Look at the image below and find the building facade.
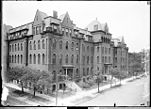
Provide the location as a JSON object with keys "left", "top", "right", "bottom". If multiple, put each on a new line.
{"left": 6, "top": 10, "right": 129, "bottom": 91}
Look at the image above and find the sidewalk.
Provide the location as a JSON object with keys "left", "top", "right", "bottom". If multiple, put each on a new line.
{"left": 5, "top": 74, "right": 143, "bottom": 106}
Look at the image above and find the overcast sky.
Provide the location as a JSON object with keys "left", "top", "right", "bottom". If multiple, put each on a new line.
{"left": 2, "top": 1, "right": 150, "bottom": 52}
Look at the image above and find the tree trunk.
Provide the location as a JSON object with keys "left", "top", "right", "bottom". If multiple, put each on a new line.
{"left": 21, "top": 81, "right": 24, "bottom": 92}
{"left": 98, "top": 79, "right": 99, "bottom": 93}
{"left": 33, "top": 86, "right": 36, "bottom": 96}
{"left": 110, "top": 76, "right": 113, "bottom": 87}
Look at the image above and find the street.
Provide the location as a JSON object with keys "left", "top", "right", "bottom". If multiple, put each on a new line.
{"left": 77, "top": 75, "right": 150, "bottom": 106}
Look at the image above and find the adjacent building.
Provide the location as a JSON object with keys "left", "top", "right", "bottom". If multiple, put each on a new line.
{"left": 6, "top": 9, "right": 129, "bottom": 91}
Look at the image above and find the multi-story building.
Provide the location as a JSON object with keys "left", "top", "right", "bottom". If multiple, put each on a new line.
{"left": 112, "top": 37, "right": 129, "bottom": 73}
{"left": 6, "top": 9, "right": 129, "bottom": 91}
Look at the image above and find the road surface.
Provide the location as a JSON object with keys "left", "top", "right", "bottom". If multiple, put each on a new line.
{"left": 78, "top": 75, "right": 150, "bottom": 106}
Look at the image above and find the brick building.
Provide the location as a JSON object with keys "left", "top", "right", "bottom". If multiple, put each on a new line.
{"left": 6, "top": 10, "right": 129, "bottom": 91}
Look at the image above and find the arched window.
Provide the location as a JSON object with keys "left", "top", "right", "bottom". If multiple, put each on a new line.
{"left": 18, "top": 55, "right": 19, "bottom": 63}
{"left": 59, "top": 40, "right": 62, "bottom": 49}
{"left": 97, "top": 46, "right": 99, "bottom": 52}
{"left": 52, "top": 39, "right": 56, "bottom": 49}
{"left": 15, "top": 55, "right": 16, "bottom": 63}
{"left": 66, "top": 41, "right": 68, "bottom": 50}
{"left": 21, "top": 43, "right": 23, "bottom": 51}
{"left": 59, "top": 54, "right": 63, "bottom": 65}
{"left": 71, "top": 55, "right": 74, "bottom": 64}
{"left": 52, "top": 54, "right": 56, "bottom": 64}
{"left": 42, "top": 39, "right": 45, "bottom": 49}
{"left": 87, "top": 56, "right": 89, "bottom": 64}
{"left": 91, "top": 56, "right": 93, "bottom": 64}
{"left": 38, "top": 54, "right": 40, "bottom": 64}
{"left": 15, "top": 44, "right": 17, "bottom": 51}
{"left": 97, "top": 56, "right": 99, "bottom": 64}
{"left": 76, "top": 55, "right": 79, "bottom": 64}
{"left": 65, "top": 55, "right": 68, "bottom": 64}
{"left": 38, "top": 40, "right": 40, "bottom": 49}
{"left": 33, "top": 54, "right": 36, "bottom": 64}
{"left": 82, "top": 44, "right": 85, "bottom": 52}
{"left": 12, "top": 44, "right": 14, "bottom": 52}
{"left": 87, "top": 68, "right": 89, "bottom": 75}
{"left": 18, "top": 43, "right": 19, "bottom": 51}
{"left": 52, "top": 71, "right": 56, "bottom": 81}
{"left": 29, "top": 41, "right": 32, "bottom": 50}
{"left": 34, "top": 41, "right": 36, "bottom": 50}
{"left": 29, "top": 54, "right": 32, "bottom": 64}
{"left": 71, "top": 42, "right": 74, "bottom": 51}
{"left": 76, "top": 69, "right": 79, "bottom": 77}
{"left": 21, "top": 55, "right": 23, "bottom": 64}
{"left": 12, "top": 55, "right": 14, "bottom": 63}
{"left": 87, "top": 46, "right": 89, "bottom": 52}
{"left": 42, "top": 54, "right": 45, "bottom": 64}
{"left": 83, "top": 68, "right": 85, "bottom": 76}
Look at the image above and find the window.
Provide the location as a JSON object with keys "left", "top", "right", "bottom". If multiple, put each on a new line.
{"left": 34, "top": 41, "right": 36, "bottom": 50}
{"left": 18, "top": 55, "right": 19, "bottom": 63}
{"left": 71, "top": 42, "right": 74, "bottom": 51}
{"left": 29, "top": 41, "right": 32, "bottom": 50}
{"left": 102, "top": 47, "right": 104, "bottom": 54}
{"left": 20, "top": 43, "right": 23, "bottom": 51}
{"left": 29, "top": 54, "right": 32, "bottom": 64}
{"left": 21, "top": 55, "right": 23, "bottom": 64}
{"left": 62, "top": 28, "right": 64, "bottom": 35}
{"left": 15, "top": 55, "right": 16, "bottom": 63}
{"left": 53, "top": 39, "right": 56, "bottom": 49}
{"left": 83, "top": 56, "right": 85, "bottom": 65}
{"left": 76, "top": 55, "right": 79, "bottom": 64}
{"left": 65, "top": 55, "right": 68, "bottom": 64}
{"left": 71, "top": 55, "right": 74, "bottom": 64}
{"left": 102, "top": 56, "right": 104, "bottom": 63}
{"left": 105, "top": 47, "right": 107, "bottom": 54}
{"left": 12, "top": 44, "right": 14, "bottom": 52}
{"left": 15, "top": 44, "right": 17, "bottom": 51}
{"left": 83, "top": 68, "right": 85, "bottom": 76}
{"left": 33, "top": 54, "right": 36, "bottom": 64}
{"left": 94, "top": 25, "right": 98, "bottom": 31}
{"left": 87, "top": 68, "right": 89, "bottom": 75}
{"left": 9, "top": 55, "right": 11, "bottom": 63}
{"left": 42, "top": 54, "right": 45, "bottom": 64}
{"left": 39, "top": 26, "right": 41, "bottom": 34}
{"left": 59, "top": 40, "right": 62, "bottom": 49}
{"left": 109, "top": 48, "right": 110, "bottom": 54}
{"left": 33, "top": 27, "right": 35, "bottom": 35}
{"left": 18, "top": 43, "right": 19, "bottom": 51}
{"left": 66, "top": 28, "right": 68, "bottom": 36}
{"left": 87, "top": 56, "right": 89, "bottom": 64}
{"left": 76, "top": 43, "right": 79, "bottom": 50}
{"left": 52, "top": 54, "right": 56, "bottom": 64}
{"left": 36, "top": 26, "right": 38, "bottom": 35}
{"left": 97, "top": 56, "right": 99, "bottom": 64}
{"left": 87, "top": 46, "right": 89, "bottom": 52}
{"left": 59, "top": 54, "right": 63, "bottom": 65}
{"left": 52, "top": 71, "right": 56, "bottom": 81}
{"left": 91, "top": 56, "right": 93, "bottom": 64}
{"left": 42, "top": 39, "right": 45, "bottom": 49}
{"left": 109, "top": 57, "right": 111, "bottom": 63}
{"left": 97, "top": 46, "right": 99, "bottom": 52}
{"left": 76, "top": 69, "right": 79, "bottom": 77}
{"left": 38, "top": 40, "right": 40, "bottom": 49}
{"left": 12, "top": 55, "right": 14, "bottom": 63}
{"left": 66, "top": 41, "right": 68, "bottom": 50}
{"left": 105, "top": 56, "right": 107, "bottom": 63}
{"left": 82, "top": 44, "right": 85, "bottom": 52}
{"left": 38, "top": 54, "right": 40, "bottom": 64}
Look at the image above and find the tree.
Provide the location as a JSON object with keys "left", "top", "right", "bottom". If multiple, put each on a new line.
{"left": 20, "top": 68, "right": 42, "bottom": 96}
{"left": 110, "top": 68, "right": 120, "bottom": 87}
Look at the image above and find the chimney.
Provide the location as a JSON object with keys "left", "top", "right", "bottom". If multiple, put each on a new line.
{"left": 53, "top": 10, "right": 58, "bottom": 18}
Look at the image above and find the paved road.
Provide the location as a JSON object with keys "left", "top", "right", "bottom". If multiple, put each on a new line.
{"left": 78, "top": 75, "right": 150, "bottom": 106}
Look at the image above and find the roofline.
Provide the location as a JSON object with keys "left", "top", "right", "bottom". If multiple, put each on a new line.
{"left": 44, "top": 16, "right": 61, "bottom": 21}
{"left": 9, "top": 22, "right": 33, "bottom": 31}
{"left": 91, "top": 30, "right": 112, "bottom": 35}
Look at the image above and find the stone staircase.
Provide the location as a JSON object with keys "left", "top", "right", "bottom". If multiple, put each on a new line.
{"left": 65, "top": 80, "right": 82, "bottom": 92}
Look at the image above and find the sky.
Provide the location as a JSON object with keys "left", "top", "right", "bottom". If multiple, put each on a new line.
{"left": 2, "top": 1, "right": 150, "bottom": 52}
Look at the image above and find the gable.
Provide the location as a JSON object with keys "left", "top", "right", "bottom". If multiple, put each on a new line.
{"left": 61, "top": 12, "right": 73, "bottom": 28}
{"left": 33, "top": 10, "right": 47, "bottom": 26}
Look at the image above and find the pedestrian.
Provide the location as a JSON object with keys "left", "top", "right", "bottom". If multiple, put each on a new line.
{"left": 1, "top": 84, "right": 9, "bottom": 106}
{"left": 114, "top": 102, "right": 116, "bottom": 107}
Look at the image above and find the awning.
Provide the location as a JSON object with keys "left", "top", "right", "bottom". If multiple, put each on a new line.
{"left": 62, "top": 65, "right": 74, "bottom": 68}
